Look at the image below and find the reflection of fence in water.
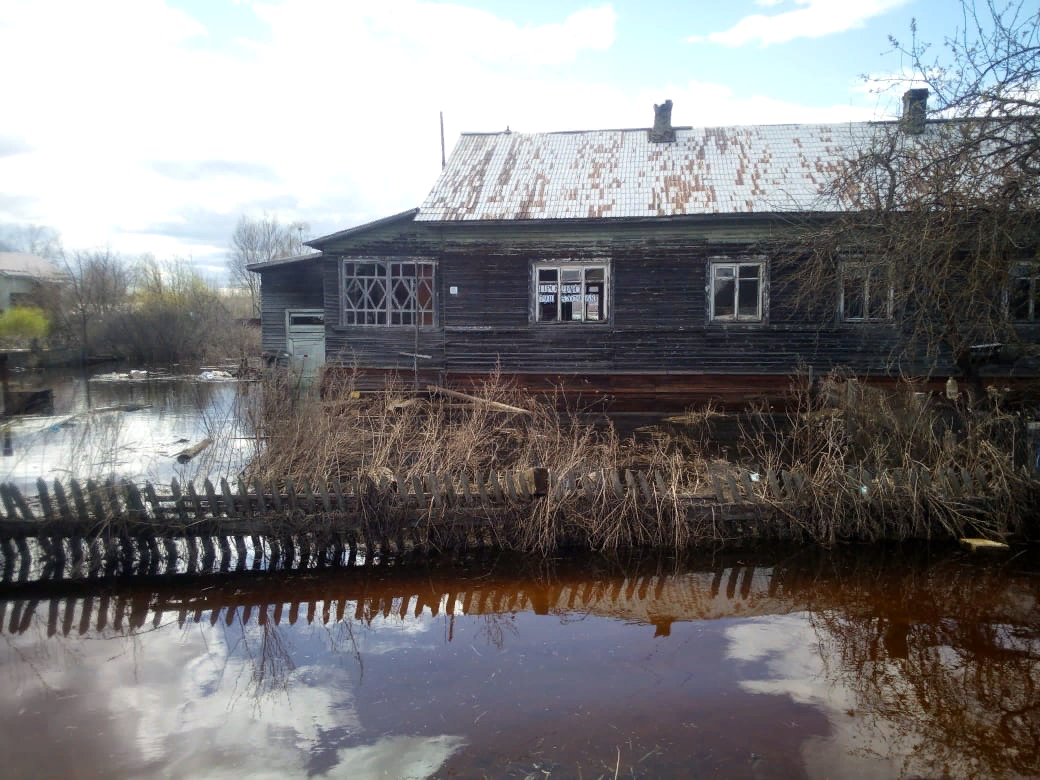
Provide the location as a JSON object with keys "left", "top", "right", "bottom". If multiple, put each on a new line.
{"left": 0, "top": 564, "right": 784, "bottom": 638}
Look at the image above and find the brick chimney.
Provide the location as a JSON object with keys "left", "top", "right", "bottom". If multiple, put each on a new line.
{"left": 649, "top": 99, "right": 675, "bottom": 143}
{"left": 901, "top": 88, "right": 929, "bottom": 135}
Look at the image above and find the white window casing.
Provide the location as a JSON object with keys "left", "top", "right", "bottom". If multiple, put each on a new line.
{"left": 710, "top": 259, "right": 765, "bottom": 322}
{"left": 534, "top": 260, "right": 610, "bottom": 324}
{"left": 839, "top": 261, "right": 893, "bottom": 322}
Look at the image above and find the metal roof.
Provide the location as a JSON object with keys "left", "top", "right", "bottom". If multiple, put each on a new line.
{"left": 246, "top": 251, "right": 323, "bottom": 273}
{"left": 416, "top": 122, "right": 888, "bottom": 222}
{"left": 305, "top": 208, "right": 419, "bottom": 249}
{"left": 0, "top": 252, "right": 60, "bottom": 278}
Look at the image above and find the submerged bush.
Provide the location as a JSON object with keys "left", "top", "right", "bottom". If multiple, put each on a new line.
{"left": 0, "top": 306, "right": 49, "bottom": 347}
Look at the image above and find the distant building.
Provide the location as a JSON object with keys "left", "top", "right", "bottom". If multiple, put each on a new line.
{"left": 0, "top": 252, "right": 61, "bottom": 313}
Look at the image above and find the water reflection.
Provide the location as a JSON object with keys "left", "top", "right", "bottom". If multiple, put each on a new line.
{"left": 0, "top": 549, "right": 1037, "bottom": 779}
{"left": 0, "top": 369, "right": 255, "bottom": 490}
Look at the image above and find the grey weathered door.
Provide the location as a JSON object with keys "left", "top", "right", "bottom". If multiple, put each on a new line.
{"left": 285, "top": 309, "right": 325, "bottom": 377}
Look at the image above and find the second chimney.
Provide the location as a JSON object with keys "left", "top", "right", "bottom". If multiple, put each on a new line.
{"left": 649, "top": 100, "right": 675, "bottom": 143}
{"left": 901, "top": 88, "right": 929, "bottom": 135}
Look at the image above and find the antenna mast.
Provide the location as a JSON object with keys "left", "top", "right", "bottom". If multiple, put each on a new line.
{"left": 440, "top": 111, "right": 446, "bottom": 169}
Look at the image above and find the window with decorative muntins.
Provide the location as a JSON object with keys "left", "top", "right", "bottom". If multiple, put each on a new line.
{"left": 534, "top": 261, "right": 609, "bottom": 323}
{"left": 341, "top": 259, "right": 435, "bottom": 326}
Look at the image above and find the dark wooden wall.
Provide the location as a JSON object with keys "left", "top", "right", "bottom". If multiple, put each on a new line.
{"left": 258, "top": 263, "right": 325, "bottom": 353}
{"left": 268, "top": 215, "right": 1038, "bottom": 384}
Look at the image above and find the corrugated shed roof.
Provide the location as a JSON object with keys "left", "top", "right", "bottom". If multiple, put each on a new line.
{"left": 417, "top": 122, "right": 887, "bottom": 221}
{"left": 247, "top": 251, "right": 323, "bottom": 272}
{"left": 0, "top": 252, "right": 60, "bottom": 278}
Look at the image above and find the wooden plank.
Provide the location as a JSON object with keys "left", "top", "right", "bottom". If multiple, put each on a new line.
{"left": 37, "top": 479, "right": 56, "bottom": 524}
{"left": 458, "top": 474, "right": 472, "bottom": 505}
{"left": 318, "top": 480, "right": 332, "bottom": 513}
{"left": 69, "top": 480, "right": 89, "bottom": 523}
{"left": 487, "top": 471, "right": 504, "bottom": 502}
{"left": 711, "top": 473, "right": 727, "bottom": 503}
{"left": 426, "top": 473, "right": 441, "bottom": 507}
{"left": 238, "top": 480, "right": 252, "bottom": 518}
{"left": 727, "top": 475, "right": 741, "bottom": 503}
{"left": 144, "top": 483, "right": 165, "bottom": 523}
{"left": 285, "top": 478, "right": 298, "bottom": 513}
{"left": 204, "top": 479, "right": 220, "bottom": 517}
{"left": 303, "top": 483, "right": 317, "bottom": 514}
{"left": 9, "top": 484, "right": 36, "bottom": 524}
{"left": 124, "top": 482, "right": 147, "bottom": 523}
{"left": 269, "top": 480, "right": 283, "bottom": 513}
{"left": 104, "top": 478, "right": 124, "bottom": 522}
{"left": 186, "top": 481, "right": 204, "bottom": 520}
{"left": 653, "top": 469, "right": 669, "bottom": 497}
{"left": 766, "top": 470, "right": 781, "bottom": 500}
{"left": 410, "top": 475, "right": 426, "bottom": 505}
{"left": 169, "top": 479, "right": 189, "bottom": 523}
{"left": 1, "top": 484, "right": 19, "bottom": 521}
{"left": 220, "top": 478, "right": 237, "bottom": 519}
{"left": 473, "top": 472, "right": 490, "bottom": 504}
{"left": 608, "top": 469, "right": 624, "bottom": 499}
{"left": 740, "top": 472, "right": 756, "bottom": 502}
{"left": 253, "top": 479, "right": 267, "bottom": 518}
{"left": 503, "top": 471, "right": 518, "bottom": 502}
{"left": 332, "top": 479, "right": 346, "bottom": 511}
{"left": 636, "top": 471, "right": 654, "bottom": 504}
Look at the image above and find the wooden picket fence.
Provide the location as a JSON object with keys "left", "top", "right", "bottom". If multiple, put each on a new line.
{"left": 0, "top": 463, "right": 999, "bottom": 587}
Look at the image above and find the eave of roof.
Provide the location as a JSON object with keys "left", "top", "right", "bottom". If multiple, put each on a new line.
{"left": 246, "top": 251, "right": 324, "bottom": 273}
{"left": 305, "top": 208, "right": 420, "bottom": 249}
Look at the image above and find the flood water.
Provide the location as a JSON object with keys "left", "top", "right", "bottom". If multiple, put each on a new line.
{"left": 1, "top": 368, "right": 254, "bottom": 492}
{"left": 0, "top": 547, "right": 1037, "bottom": 779}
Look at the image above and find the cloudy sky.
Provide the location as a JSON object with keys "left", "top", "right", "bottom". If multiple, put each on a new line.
{"left": 0, "top": 0, "right": 951, "bottom": 276}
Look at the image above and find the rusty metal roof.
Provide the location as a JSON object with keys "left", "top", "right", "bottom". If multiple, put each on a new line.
{"left": 417, "top": 123, "right": 883, "bottom": 221}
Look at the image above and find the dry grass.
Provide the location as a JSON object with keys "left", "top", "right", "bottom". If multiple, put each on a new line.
{"left": 243, "top": 368, "right": 1039, "bottom": 553}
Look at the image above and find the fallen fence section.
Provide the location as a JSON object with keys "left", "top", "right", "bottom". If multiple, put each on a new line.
{"left": 0, "top": 465, "right": 1004, "bottom": 585}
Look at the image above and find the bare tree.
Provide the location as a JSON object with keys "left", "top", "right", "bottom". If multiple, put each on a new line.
{"left": 784, "top": 0, "right": 1040, "bottom": 385}
{"left": 227, "top": 215, "right": 310, "bottom": 317}
{"left": 0, "top": 222, "right": 63, "bottom": 259}
{"left": 60, "top": 248, "right": 131, "bottom": 360}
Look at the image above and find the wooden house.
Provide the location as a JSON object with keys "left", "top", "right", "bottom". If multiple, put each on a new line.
{"left": 250, "top": 96, "right": 1039, "bottom": 405}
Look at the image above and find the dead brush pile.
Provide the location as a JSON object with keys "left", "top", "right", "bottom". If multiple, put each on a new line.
{"left": 737, "top": 372, "right": 1040, "bottom": 543}
{"left": 244, "top": 370, "right": 705, "bottom": 553}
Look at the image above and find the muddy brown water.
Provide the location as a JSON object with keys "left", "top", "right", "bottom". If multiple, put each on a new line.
{"left": 0, "top": 546, "right": 1037, "bottom": 779}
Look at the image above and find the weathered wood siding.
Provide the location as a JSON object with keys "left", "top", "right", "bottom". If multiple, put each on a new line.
{"left": 259, "top": 262, "right": 325, "bottom": 352}
{"left": 277, "top": 214, "right": 1036, "bottom": 384}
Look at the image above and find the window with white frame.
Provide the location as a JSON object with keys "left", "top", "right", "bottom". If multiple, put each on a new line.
{"left": 535, "top": 262, "right": 608, "bottom": 323}
{"left": 710, "top": 260, "right": 764, "bottom": 321}
{"left": 1009, "top": 264, "right": 1040, "bottom": 321}
{"left": 341, "top": 259, "right": 435, "bottom": 326}
{"left": 840, "top": 263, "right": 892, "bottom": 321}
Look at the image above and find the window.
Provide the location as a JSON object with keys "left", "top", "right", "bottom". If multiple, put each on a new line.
{"left": 1009, "top": 264, "right": 1040, "bottom": 321}
{"left": 840, "top": 263, "right": 892, "bottom": 321}
{"left": 710, "top": 260, "right": 764, "bottom": 321}
{"left": 535, "top": 262, "right": 608, "bottom": 323}
{"left": 341, "top": 259, "right": 435, "bottom": 326}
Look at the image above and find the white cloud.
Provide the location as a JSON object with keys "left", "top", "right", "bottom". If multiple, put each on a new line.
{"left": 0, "top": 0, "right": 879, "bottom": 266}
{"left": 693, "top": 0, "right": 911, "bottom": 47}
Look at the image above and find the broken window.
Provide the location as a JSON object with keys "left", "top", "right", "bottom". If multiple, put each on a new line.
{"left": 710, "top": 261, "right": 764, "bottom": 321}
{"left": 535, "top": 262, "right": 608, "bottom": 323}
{"left": 840, "top": 263, "right": 892, "bottom": 322}
{"left": 342, "top": 259, "right": 435, "bottom": 326}
{"left": 1009, "top": 264, "right": 1040, "bottom": 321}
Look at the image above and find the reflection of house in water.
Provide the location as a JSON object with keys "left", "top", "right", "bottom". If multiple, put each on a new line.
{"left": 0, "top": 565, "right": 791, "bottom": 638}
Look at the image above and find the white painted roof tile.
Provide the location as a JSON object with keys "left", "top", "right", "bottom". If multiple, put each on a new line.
{"left": 418, "top": 123, "right": 890, "bottom": 221}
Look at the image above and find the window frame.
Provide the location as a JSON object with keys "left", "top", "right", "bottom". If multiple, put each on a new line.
{"left": 708, "top": 257, "right": 766, "bottom": 323}
{"left": 340, "top": 257, "right": 437, "bottom": 327}
{"left": 1008, "top": 263, "right": 1040, "bottom": 322}
{"left": 532, "top": 260, "right": 611, "bottom": 325}
{"left": 838, "top": 260, "right": 894, "bottom": 323}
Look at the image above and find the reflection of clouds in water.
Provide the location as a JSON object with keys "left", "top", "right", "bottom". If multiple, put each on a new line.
{"left": 0, "top": 617, "right": 464, "bottom": 779}
{"left": 726, "top": 613, "right": 921, "bottom": 779}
